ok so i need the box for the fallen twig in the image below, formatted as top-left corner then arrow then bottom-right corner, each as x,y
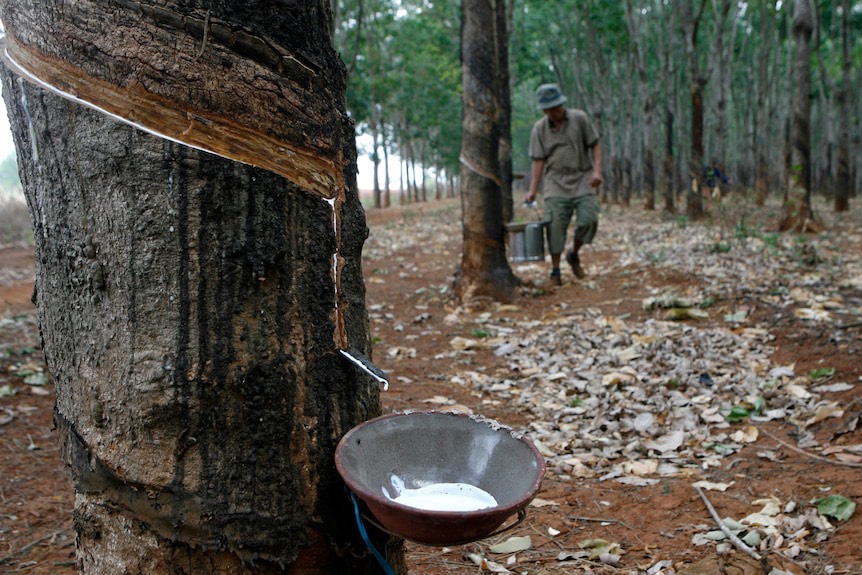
567,515 -> 634,530
759,426 -> 862,469
0,530 -> 68,566
0,408 -> 15,426
693,484 -> 762,562
843,397 -> 862,410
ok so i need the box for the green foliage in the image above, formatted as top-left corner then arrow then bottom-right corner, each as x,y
760,232 -> 781,249
814,494 -> 856,521
724,405 -> 752,422
642,247 -> 667,264
724,397 -> 764,422
0,154 -> 21,190
737,223 -> 782,251
808,366 -> 835,380
333,0 -> 858,205
792,238 -> 822,267
7,347 -> 35,356
708,241 -> 731,253
336,0 -> 462,181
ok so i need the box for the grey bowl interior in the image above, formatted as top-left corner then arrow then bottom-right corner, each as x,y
336,411 -> 543,509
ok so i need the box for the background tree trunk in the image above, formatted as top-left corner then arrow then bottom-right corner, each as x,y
0,1 -> 404,573
708,0 -> 735,173
780,0 -> 817,231
624,0 -> 656,211
678,0 -> 708,220
497,0 -> 514,226
658,5 -> 677,214
456,0 -> 518,303
834,0 -> 852,212
813,3 -> 836,201
754,0 -> 773,207
371,106 -> 383,208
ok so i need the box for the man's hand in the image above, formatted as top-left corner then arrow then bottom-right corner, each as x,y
589,170 -> 603,189
528,159 -> 544,205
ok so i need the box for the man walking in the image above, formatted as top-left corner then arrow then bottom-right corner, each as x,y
525,84 -> 602,286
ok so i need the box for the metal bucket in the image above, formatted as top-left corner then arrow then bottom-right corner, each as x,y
506,220 -> 548,262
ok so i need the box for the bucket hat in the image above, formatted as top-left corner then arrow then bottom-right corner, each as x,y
536,84 -> 567,110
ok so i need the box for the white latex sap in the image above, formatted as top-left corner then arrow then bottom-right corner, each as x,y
391,482 -> 498,512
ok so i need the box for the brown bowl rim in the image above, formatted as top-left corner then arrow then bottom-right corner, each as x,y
334,410 -> 546,523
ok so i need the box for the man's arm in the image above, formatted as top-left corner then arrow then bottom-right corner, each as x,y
525,158 -> 544,203
589,142 -> 603,189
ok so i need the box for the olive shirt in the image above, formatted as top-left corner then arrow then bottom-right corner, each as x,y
529,108 -> 600,199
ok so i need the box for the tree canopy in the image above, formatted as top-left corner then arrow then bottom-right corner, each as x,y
334,0 -> 861,209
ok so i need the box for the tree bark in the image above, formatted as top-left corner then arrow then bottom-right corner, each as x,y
383,134 -> 392,208
812,2 -> 836,200
0,1 -> 345,199
708,0 -> 735,172
658,4 -> 676,214
780,0 -> 818,231
754,0 -> 773,207
834,0 -> 851,212
456,0 -> 518,303
496,0 -> 514,225
0,1 -> 404,573
624,0 -> 656,211
621,78 -> 634,207
678,0 -> 707,220
664,107 -> 676,213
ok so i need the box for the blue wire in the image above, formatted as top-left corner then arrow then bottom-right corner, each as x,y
350,492 -> 398,575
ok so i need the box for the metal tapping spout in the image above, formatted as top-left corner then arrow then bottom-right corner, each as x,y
338,348 -> 389,391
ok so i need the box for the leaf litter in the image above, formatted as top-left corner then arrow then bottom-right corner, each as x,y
363,201 -> 862,573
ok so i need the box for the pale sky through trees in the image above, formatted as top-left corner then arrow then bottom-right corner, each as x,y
0,105 -> 12,159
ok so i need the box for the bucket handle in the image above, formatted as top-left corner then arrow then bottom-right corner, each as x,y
483,508 -> 528,540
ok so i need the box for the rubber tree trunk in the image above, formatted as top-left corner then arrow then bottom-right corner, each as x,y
754,0 -> 773,207
679,0 -> 707,220
780,0 -> 817,231
663,108 -> 676,214
658,7 -> 676,214
834,0 -> 852,213
792,0 -> 813,197
0,1 -> 404,573
496,0 -> 514,226
709,0 -> 736,175
372,108 -> 383,209
623,0 -> 656,211
687,69 -> 706,219
456,0 -> 519,303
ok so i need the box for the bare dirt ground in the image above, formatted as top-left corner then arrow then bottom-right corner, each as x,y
1,197 -> 860,574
